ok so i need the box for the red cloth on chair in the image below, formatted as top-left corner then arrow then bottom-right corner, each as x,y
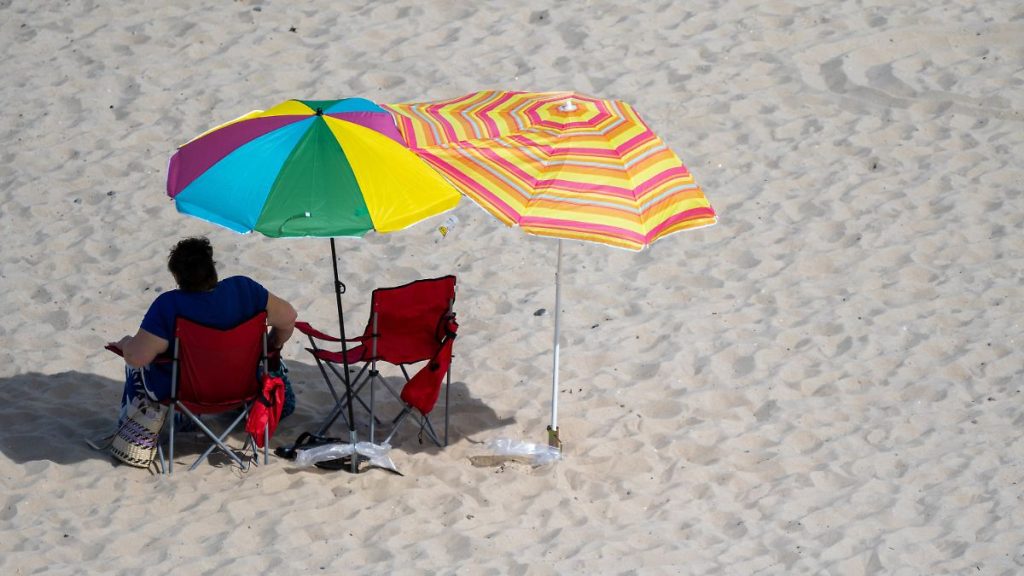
401,314 -> 458,415
246,372 -> 285,448
400,337 -> 454,415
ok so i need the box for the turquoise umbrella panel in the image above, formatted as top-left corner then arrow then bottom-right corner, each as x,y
173,117 -> 315,233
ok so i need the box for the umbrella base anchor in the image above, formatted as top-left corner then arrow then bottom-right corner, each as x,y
547,426 -> 562,451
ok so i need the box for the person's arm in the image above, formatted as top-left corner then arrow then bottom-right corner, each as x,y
115,328 -> 169,368
266,292 -> 297,350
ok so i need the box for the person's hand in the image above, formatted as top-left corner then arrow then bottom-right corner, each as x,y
105,336 -> 130,357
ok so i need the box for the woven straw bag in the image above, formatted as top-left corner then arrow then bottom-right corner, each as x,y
110,395 -> 167,468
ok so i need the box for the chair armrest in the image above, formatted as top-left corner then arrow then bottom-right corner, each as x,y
307,345 -> 367,365
105,343 -> 172,364
295,321 -> 360,343
295,321 -> 339,342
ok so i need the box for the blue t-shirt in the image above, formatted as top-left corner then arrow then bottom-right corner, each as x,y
138,276 -> 269,398
141,275 -> 269,340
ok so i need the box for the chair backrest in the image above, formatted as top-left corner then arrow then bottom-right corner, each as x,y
173,311 -> 267,414
365,276 -> 456,365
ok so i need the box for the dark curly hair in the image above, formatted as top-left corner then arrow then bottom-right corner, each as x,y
168,237 -> 218,292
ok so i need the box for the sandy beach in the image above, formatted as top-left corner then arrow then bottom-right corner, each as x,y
1,0 -> 1022,573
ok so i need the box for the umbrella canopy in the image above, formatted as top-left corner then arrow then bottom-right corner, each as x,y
168,98 -> 458,238
166,97 -> 460,469
385,90 -> 715,251
386,90 -> 716,448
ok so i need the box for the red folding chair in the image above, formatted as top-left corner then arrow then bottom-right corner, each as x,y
296,275 -> 458,446
168,312 -> 270,472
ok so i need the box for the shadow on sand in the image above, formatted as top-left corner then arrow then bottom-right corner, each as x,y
0,360 -> 512,466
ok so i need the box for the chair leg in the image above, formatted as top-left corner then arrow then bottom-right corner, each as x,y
169,403 -> 176,475
369,369 -> 376,444
240,434 -> 259,469
314,351 -> 382,429
378,377 -> 404,407
444,369 -> 451,447
308,334 -> 347,406
382,407 -> 411,446
326,360 -> 372,410
422,416 -> 442,447
179,404 -> 248,471
360,370 -> 387,444
313,356 -> 341,404
156,443 -> 166,475
241,435 -> 255,467
383,407 -> 443,448
315,364 -> 381,436
345,364 -> 386,424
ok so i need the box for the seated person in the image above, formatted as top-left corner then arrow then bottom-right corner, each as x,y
113,237 -> 297,422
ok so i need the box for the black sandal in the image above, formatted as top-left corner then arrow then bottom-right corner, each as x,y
313,453 -> 370,471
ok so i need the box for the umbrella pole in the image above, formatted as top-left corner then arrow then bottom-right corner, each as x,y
330,238 -> 359,473
547,239 -> 563,451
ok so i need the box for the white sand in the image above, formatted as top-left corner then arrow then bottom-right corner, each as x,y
1,0 -> 1022,573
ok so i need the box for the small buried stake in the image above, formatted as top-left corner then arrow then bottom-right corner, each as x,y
547,425 -> 562,451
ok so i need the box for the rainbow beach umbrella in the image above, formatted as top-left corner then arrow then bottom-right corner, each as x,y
386,90 -> 716,449
168,98 -> 457,237
167,97 -> 460,464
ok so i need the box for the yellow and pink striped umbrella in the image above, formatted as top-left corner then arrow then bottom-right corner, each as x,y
387,90 -> 717,449
385,90 -> 716,251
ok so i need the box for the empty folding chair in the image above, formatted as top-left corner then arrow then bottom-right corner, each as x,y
296,275 -> 458,446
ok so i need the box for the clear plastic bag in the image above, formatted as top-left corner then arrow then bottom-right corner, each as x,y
293,441 -> 399,474
485,437 -> 561,466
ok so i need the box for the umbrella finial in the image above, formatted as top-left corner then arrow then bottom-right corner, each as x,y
315,108 -> 324,116
558,98 -> 577,112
